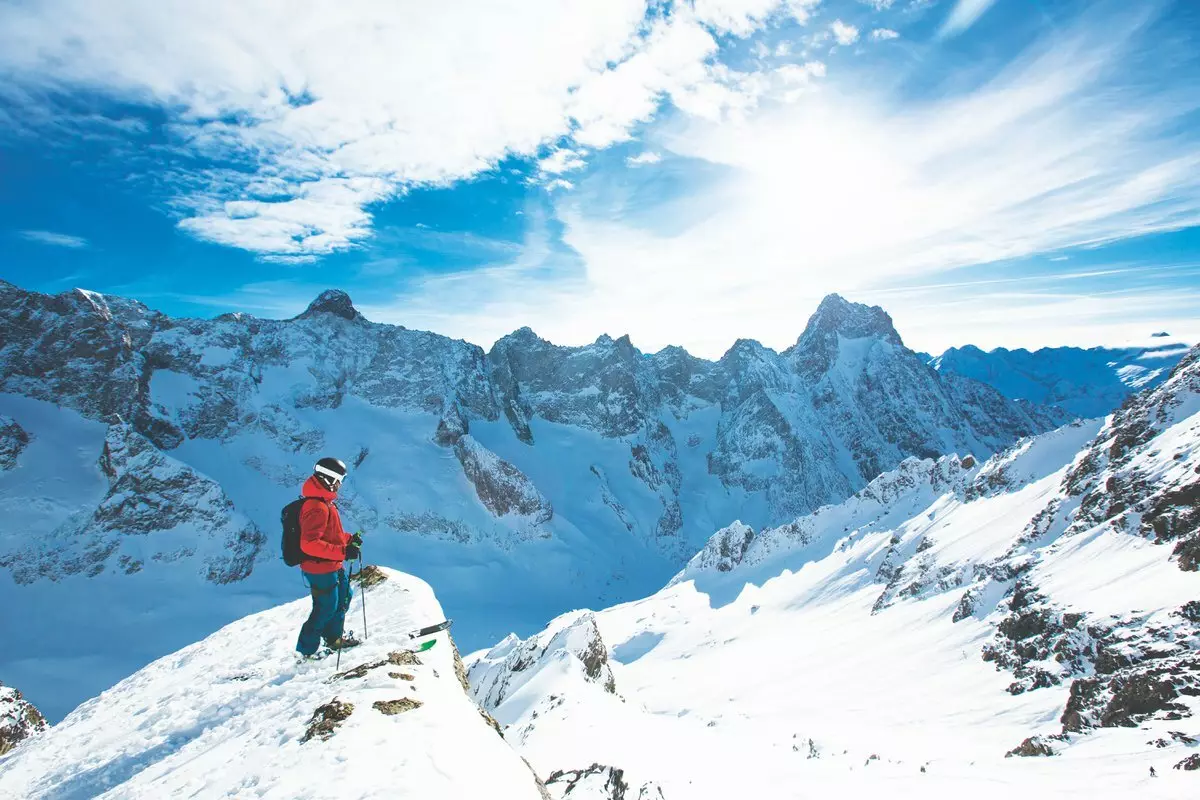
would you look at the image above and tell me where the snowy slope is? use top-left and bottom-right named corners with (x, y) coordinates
top-left (0, 567), bottom-right (550, 800)
top-left (468, 346), bottom-right (1200, 798)
top-left (932, 336), bottom-right (1191, 418)
top-left (0, 281), bottom-right (1066, 722)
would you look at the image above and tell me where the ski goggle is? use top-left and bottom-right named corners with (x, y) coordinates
top-left (314, 464), bottom-right (346, 487)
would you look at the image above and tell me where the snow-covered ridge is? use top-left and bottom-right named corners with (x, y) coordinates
top-left (0, 568), bottom-right (551, 799)
top-left (469, 347), bottom-right (1200, 796)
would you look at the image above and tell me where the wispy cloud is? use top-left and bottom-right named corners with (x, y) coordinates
top-left (939, 0), bottom-right (1001, 39)
top-left (626, 151), bottom-right (663, 166)
top-left (375, 4), bottom-right (1200, 357)
top-left (870, 28), bottom-right (900, 41)
top-left (18, 230), bottom-right (89, 249)
top-left (0, 0), bottom-right (820, 260)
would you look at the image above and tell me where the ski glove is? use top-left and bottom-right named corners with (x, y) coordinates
top-left (350, 531), bottom-right (364, 547)
top-left (344, 543), bottom-right (362, 561)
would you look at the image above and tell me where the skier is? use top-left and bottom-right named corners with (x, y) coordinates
top-left (294, 457), bottom-right (364, 659)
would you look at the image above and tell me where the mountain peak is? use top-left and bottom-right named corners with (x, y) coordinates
top-left (800, 294), bottom-right (903, 346)
top-left (783, 295), bottom-right (904, 379)
top-left (298, 289), bottom-right (364, 322)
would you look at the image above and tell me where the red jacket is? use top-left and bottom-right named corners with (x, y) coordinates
top-left (298, 476), bottom-right (350, 574)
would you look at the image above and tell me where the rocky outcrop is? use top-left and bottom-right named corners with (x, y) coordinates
top-left (373, 698), bottom-right (422, 715)
top-left (295, 289), bottom-right (366, 323)
top-left (1005, 735), bottom-right (1060, 758)
top-left (0, 415), bottom-right (30, 470)
top-left (544, 764), bottom-right (665, 800)
top-left (454, 435), bottom-right (553, 524)
top-left (1060, 344), bottom-right (1200, 572)
top-left (980, 582), bottom-right (1097, 695)
top-left (1061, 654), bottom-right (1200, 733)
top-left (470, 613), bottom-right (617, 713)
top-left (2, 422), bottom-right (264, 585)
top-left (301, 698), bottom-right (354, 743)
top-left (0, 682), bottom-right (47, 756)
top-left (682, 522), bottom-right (755, 574)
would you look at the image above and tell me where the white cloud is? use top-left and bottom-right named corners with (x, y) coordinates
top-left (860, 0), bottom-right (895, 9)
top-left (870, 28), bottom-right (901, 40)
top-left (538, 149), bottom-right (588, 176)
top-left (18, 230), bottom-right (89, 248)
top-left (626, 151), bottom-right (663, 166)
top-left (376, 8), bottom-right (1200, 357)
top-left (0, 0), bottom-right (793, 259)
top-left (939, 0), bottom-right (1000, 38)
top-left (831, 20), bottom-right (860, 46)
top-left (785, 0), bottom-right (824, 25)
top-left (775, 60), bottom-right (827, 100)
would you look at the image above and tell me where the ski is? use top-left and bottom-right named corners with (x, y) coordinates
top-left (406, 619), bottom-right (452, 652)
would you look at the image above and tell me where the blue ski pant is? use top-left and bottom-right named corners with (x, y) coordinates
top-left (296, 568), bottom-right (352, 655)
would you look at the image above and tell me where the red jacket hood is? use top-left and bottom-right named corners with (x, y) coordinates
top-left (301, 475), bottom-right (338, 501)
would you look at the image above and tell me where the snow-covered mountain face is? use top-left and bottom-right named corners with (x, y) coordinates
top-left (0, 568), bottom-right (553, 799)
top-left (0, 281), bottom-right (1061, 720)
top-left (468, 346), bottom-right (1200, 798)
top-left (932, 337), bottom-right (1191, 418)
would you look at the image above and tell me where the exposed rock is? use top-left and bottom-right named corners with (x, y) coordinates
top-left (450, 636), bottom-right (473, 695)
top-left (332, 650), bottom-right (422, 681)
top-left (685, 521), bottom-right (755, 573)
top-left (296, 289), bottom-right (365, 323)
top-left (1175, 754), bottom-right (1200, 771)
top-left (351, 564), bottom-right (389, 589)
top-left (301, 698), bottom-right (354, 743)
top-left (454, 435), bottom-right (553, 523)
top-left (1062, 653), bottom-right (1200, 732)
top-left (373, 698), bottom-right (422, 715)
top-left (1059, 345), bottom-right (1200, 574)
top-left (0, 682), bottom-right (48, 756)
top-left (434, 399), bottom-right (470, 446)
top-left (0, 415), bottom-right (30, 471)
top-left (3, 422), bottom-right (264, 585)
top-left (545, 764), bottom-right (629, 800)
top-left (1005, 735), bottom-right (1058, 758)
top-left (470, 613), bottom-right (617, 712)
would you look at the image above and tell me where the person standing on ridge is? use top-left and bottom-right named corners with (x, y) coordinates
top-left (295, 457), bottom-right (363, 659)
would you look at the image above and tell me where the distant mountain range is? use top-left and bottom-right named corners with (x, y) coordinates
top-left (929, 338), bottom-right (1190, 418)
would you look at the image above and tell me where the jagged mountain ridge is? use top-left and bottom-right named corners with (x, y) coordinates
top-left (0, 280), bottom-right (1063, 562)
top-left (0, 279), bottom-right (1062, 721)
top-left (466, 345), bottom-right (1200, 797)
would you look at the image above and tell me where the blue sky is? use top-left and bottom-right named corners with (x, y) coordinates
top-left (1, 0), bottom-right (1198, 357)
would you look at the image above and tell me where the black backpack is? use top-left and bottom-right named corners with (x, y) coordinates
top-left (281, 497), bottom-right (327, 566)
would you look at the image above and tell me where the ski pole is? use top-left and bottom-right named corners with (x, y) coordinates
top-left (360, 555), bottom-right (368, 639)
top-left (336, 564), bottom-right (351, 672)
